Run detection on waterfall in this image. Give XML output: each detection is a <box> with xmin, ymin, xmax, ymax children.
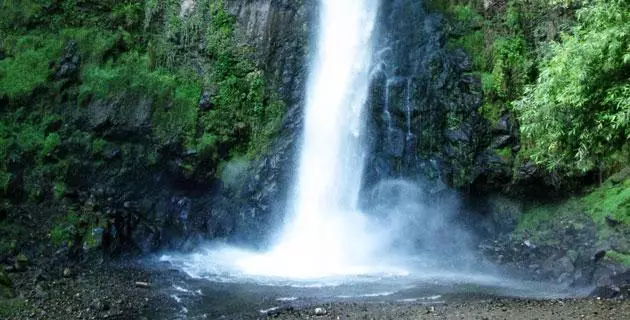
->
<box><xmin>162</xmin><ymin>0</ymin><xmax>411</xmax><ymax>282</ymax></box>
<box><xmin>292</xmin><ymin>0</ymin><xmax>377</xmax><ymax>233</ymax></box>
<box><xmin>233</xmin><ymin>0</ymin><xmax>385</xmax><ymax>278</ymax></box>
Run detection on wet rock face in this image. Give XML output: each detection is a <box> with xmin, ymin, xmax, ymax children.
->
<box><xmin>592</xmin><ymin>270</ymin><xmax>630</xmax><ymax>299</ymax></box>
<box><xmin>478</xmin><ymin>214</ymin><xmax>602</xmax><ymax>285</ymax></box>
<box><xmin>210</xmin><ymin>104</ymin><xmax>303</xmax><ymax>247</ymax></box>
<box><xmin>226</xmin><ymin>0</ymin><xmax>313</xmax><ymax>106</ymax></box>
<box><xmin>364</xmin><ymin>0</ymin><xmax>485</xmax><ymax>192</ymax></box>
<box><xmin>87</xmin><ymin>0</ymin><xmax>313</xmax><ymax>253</ymax></box>
<box><xmin>195</xmin><ymin>0</ymin><xmax>313</xmax><ymax>246</ymax></box>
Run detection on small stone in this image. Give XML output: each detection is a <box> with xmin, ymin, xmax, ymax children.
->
<box><xmin>314</xmin><ymin>307</ymin><xmax>327</xmax><ymax>316</ymax></box>
<box><xmin>91</xmin><ymin>298</ymin><xmax>110</xmax><ymax>311</ymax></box>
<box><xmin>315</xmin><ymin>308</ymin><xmax>328</xmax><ymax>316</ymax></box>
<box><xmin>14</xmin><ymin>253</ymin><xmax>28</xmax><ymax>271</ymax></box>
<box><xmin>63</xmin><ymin>268</ymin><xmax>73</xmax><ymax>278</ymax></box>
<box><xmin>35</xmin><ymin>283</ymin><xmax>48</xmax><ymax>300</ymax></box>
<box><xmin>198</xmin><ymin>88</ymin><xmax>216</xmax><ymax>111</ymax></box>
<box><xmin>135</xmin><ymin>281</ymin><xmax>150</xmax><ymax>288</ymax></box>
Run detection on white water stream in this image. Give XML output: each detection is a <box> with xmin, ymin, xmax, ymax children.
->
<box><xmin>233</xmin><ymin>0</ymin><xmax>385</xmax><ymax>278</ymax></box>
<box><xmin>161</xmin><ymin>0</ymin><xmax>407</xmax><ymax>282</ymax></box>
<box><xmin>157</xmin><ymin>2</ymin><xmax>578</xmax><ymax>304</ymax></box>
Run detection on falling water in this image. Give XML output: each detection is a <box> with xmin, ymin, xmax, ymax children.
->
<box><xmin>156</xmin><ymin>1</ymin><xmax>577</xmax><ymax>307</ymax></box>
<box><xmin>232</xmin><ymin>0</ymin><xmax>390</xmax><ymax>279</ymax></box>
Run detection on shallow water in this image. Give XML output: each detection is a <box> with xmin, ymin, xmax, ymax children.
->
<box><xmin>152</xmin><ymin>248</ymin><xmax>586</xmax><ymax>319</ymax></box>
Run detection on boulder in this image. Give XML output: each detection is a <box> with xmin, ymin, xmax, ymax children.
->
<box><xmin>198</xmin><ymin>87</ymin><xmax>216</xmax><ymax>111</ymax></box>
<box><xmin>490</xmin><ymin>135</ymin><xmax>513</xmax><ymax>149</ymax></box>
<box><xmin>591</xmin><ymin>270</ymin><xmax>630</xmax><ymax>299</ymax></box>
<box><xmin>14</xmin><ymin>253</ymin><xmax>28</xmax><ymax>272</ymax></box>
<box><xmin>53</xmin><ymin>40</ymin><xmax>81</xmax><ymax>81</ymax></box>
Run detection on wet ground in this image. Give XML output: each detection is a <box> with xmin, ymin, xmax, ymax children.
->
<box><xmin>3</xmin><ymin>259</ymin><xmax>629</xmax><ymax>320</ymax></box>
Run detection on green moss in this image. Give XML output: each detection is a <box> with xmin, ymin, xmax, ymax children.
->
<box><xmin>152</xmin><ymin>92</ymin><xmax>199</xmax><ymax>148</ymax></box>
<box><xmin>53</xmin><ymin>181</ymin><xmax>66</xmax><ymax>200</ymax></box>
<box><xmin>448</xmin><ymin>30</ymin><xmax>487</xmax><ymax>70</ymax></box>
<box><xmin>90</xmin><ymin>137</ymin><xmax>107</xmax><ymax>156</ymax></box>
<box><xmin>516</xmin><ymin>173</ymin><xmax>630</xmax><ymax>254</ymax></box>
<box><xmin>0</xmin><ymin>34</ymin><xmax>63</xmax><ymax>100</ymax></box>
<box><xmin>606</xmin><ymin>251</ymin><xmax>630</xmax><ymax>266</ymax></box>
<box><xmin>0</xmin><ymin>299</ymin><xmax>27</xmax><ymax>317</ymax></box>
<box><xmin>496</xmin><ymin>147</ymin><xmax>513</xmax><ymax>161</ymax></box>
<box><xmin>0</xmin><ymin>171</ymin><xmax>10</xmax><ymax>193</ymax></box>
<box><xmin>41</xmin><ymin>133</ymin><xmax>60</xmax><ymax>158</ymax></box>
<box><xmin>50</xmin><ymin>209</ymin><xmax>80</xmax><ymax>246</ymax></box>
<box><xmin>0</xmin><ymin>211</ymin><xmax>22</xmax><ymax>257</ymax></box>
<box><xmin>515</xmin><ymin>199</ymin><xmax>587</xmax><ymax>244</ymax></box>
<box><xmin>197</xmin><ymin>133</ymin><xmax>218</xmax><ymax>157</ymax></box>
<box><xmin>50</xmin><ymin>204</ymin><xmax>106</xmax><ymax>250</ymax></box>
<box><xmin>583</xmin><ymin>177</ymin><xmax>630</xmax><ymax>227</ymax></box>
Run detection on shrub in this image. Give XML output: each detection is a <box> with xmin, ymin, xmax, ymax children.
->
<box><xmin>516</xmin><ymin>0</ymin><xmax>630</xmax><ymax>173</ymax></box>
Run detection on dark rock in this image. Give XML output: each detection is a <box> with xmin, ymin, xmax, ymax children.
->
<box><xmin>14</xmin><ymin>253</ymin><xmax>28</xmax><ymax>272</ymax></box>
<box><xmin>53</xmin><ymin>40</ymin><xmax>81</xmax><ymax>81</ymax></box>
<box><xmin>86</xmin><ymin>97</ymin><xmax>152</xmax><ymax>137</ymax></box>
<box><xmin>199</xmin><ymin>88</ymin><xmax>215</xmax><ymax>111</ymax></box>
<box><xmin>605</xmin><ymin>215</ymin><xmax>620</xmax><ymax>228</ymax></box>
<box><xmin>594</xmin><ymin>250</ymin><xmax>607</xmax><ymax>262</ymax></box>
<box><xmin>33</xmin><ymin>269</ymin><xmax>48</xmax><ymax>283</ymax></box>
<box><xmin>385</xmin><ymin>127</ymin><xmax>406</xmax><ymax>157</ymax></box>
<box><xmin>471</xmin><ymin>150</ymin><xmax>512</xmax><ymax>192</ymax></box>
<box><xmin>516</xmin><ymin>161</ymin><xmax>538</xmax><ymax>181</ymax></box>
<box><xmin>34</xmin><ymin>283</ymin><xmax>48</xmax><ymax>300</ymax></box>
<box><xmin>493</xmin><ymin>113</ymin><xmax>513</xmax><ymax>135</ymax></box>
<box><xmin>480</xmin><ymin>196</ymin><xmax>523</xmax><ymax>236</ymax></box>
<box><xmin>591</xmin><ymin>285</ymin><xmax>621</xmax><ymax>299</ymax></box>
<box><xmin>452</xmin><ymin>48</ymin><xmax>472</xmax><ymax>72</ymax></box>
<box><xmin>91</xmin><ymin>298</ymin><xmax>110</xmax><ymax>311</ymax></box>
<box><xmin>63</xmin><ymin>267</ymin><xmax>73</xmax><ymax>278</ymax></box>
<box><xmin>104</xmin><ymin>147</ymin><xmax>121</xmax><ymax>160</ymax></box>
<box><xmin>445</xmin><ymin>126</ymin><xmax>472</xmax><ymax>143</ymax></box>
<box><xmin>512</xmin><ymin>144</ymin><xmax>521</xmax><ymax>153</ymax></box>
<box><xmin>490</xmin><ymin>135</ymin><xmax>513</xmax><ymax>149</ymax></box>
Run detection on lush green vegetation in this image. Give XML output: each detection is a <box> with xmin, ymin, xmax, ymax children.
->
<box><xmin>439</xmin><ymin>0</ymin><xmax>630</xmax><ymax>176</ymax></box>
<box><xmin>583</xmin><ymin>172</ymin><xmax>630</xmax><ymax>227</ymax></box>
<box><xmin>517</xmin><ymin>0</ymin><xmax>630</xmax><ymax>173</ymax></box>
<box><xmin>0</xmin><ymin>0</ymin><xmax>287</xmax><ymax>250</ymax></box>
<box><xmin>0</xmin><ymin>0</ymin><xmax>285</xmax><ymax>193</ymax></box>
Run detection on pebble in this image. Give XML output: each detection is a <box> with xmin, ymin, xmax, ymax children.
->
<box><xmin>315</xmin><ymin>307</ymin><xmax>327</xmax><ymax>316</ymax></box>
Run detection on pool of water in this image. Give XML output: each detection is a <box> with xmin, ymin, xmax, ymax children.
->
<box><xmin>150</xmin><ymin>247</ymin><xmax>585</xmax><ymax>319</ymax></box>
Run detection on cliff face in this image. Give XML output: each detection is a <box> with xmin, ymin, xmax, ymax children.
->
<box><xmin>227</xmin><ymin>0</ymin><xmax>313</xmax><ymax>107</ymax></box>
<box><xmin>2</xmin><ymin>0</ymin><xmax>614</xmax><ymax>261</ymax></box>
<box><xmin>0</xmin><ymin>0</ymin><xmax>315</xmax><ymax>256</ymax></box>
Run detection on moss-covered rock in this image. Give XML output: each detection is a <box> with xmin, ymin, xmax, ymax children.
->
<box><xmin>511</xmin><ymin>170</ymin><xmax>630</xmax><ymax>271</ymax></box>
